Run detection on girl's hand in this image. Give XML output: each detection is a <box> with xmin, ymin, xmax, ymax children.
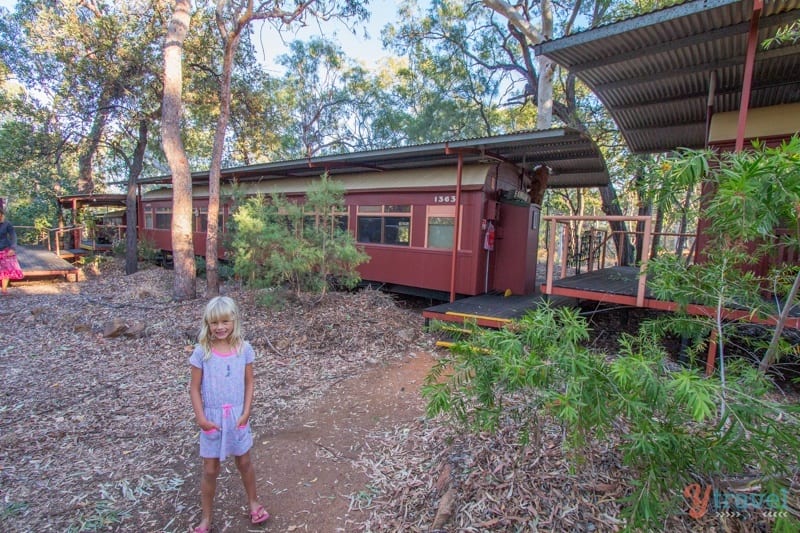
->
<box><xmin>236</xmin><ymin>414</ymin><xmax>249</xmax><ymax>428</ymax></box>
<box><xmin>198</xmin><ymin>418</ymin><xmax>219</xmax><ymax>432</ymax></box>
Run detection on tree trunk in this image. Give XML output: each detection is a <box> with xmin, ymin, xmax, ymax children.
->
<box><xmin>206</xmin><ymin>19</ymin><xmax>243</xmax><ymax>297</ymax></box>
<box><xmin>676</xmin><ymin>187</ymin><xmax>693</xmax><ymax>257</ymax></box>
<box><xmin>76</xmin><ymin>87</ymin><xmax>113</xmax><ymax>194</ymax></box>
<box><xmin>599</xmin><ymin>185</ymin><xmax>634</xmax><ymax>265</ymax></box>
<box><xmin>651</xmin><ymin>207</ymin><xmax>664</xmax><ymax>260</ymax></box>
<box><xmin>634</xmin><ymin>170</ymin><xmax>652</xmax><ymax>263</ymax></box>
<box><xmin>125</xmin><ymin>120</ymin><xmax>148</xmax><ymax>275</ymax></box>
<box><xmin>536</xmin><ymin>0</ymin><xmax>554</xmax><ymax>130</ymax></box>
<box><xmin>759</xmin><ymin>270</ymin><xmax>800</xmax><ymax>373</ymax></box>
<box><xmin>162</xmin><ymin>0</ymin><xmax>195</xmax><ymax>301</ymax></box>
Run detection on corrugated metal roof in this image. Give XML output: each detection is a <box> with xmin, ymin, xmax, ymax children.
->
<box><xmin>139</xmin><ymin>128</ymin><xmax>609</xmax><ymax>189</ymax></box>
<box><xmin>535</xmin><ymin>0</ymin><xmax>800</xmax><ymax>153</ymax></box>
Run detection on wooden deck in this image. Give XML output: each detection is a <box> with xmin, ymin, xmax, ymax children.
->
<box><xmin>424</xmin><ymin>266</ymin><xmax>800</xmax><ymax>330</ymax></box>
<box><xmin>423</xmin><ymin>292</ymin><xmax>576</xmax><ymax>328</ymax></box>
<box><xmin>15</xmin><ymin>246</ymin><xmax>80</xmax><ymax>282</ymax></box>
<box><xmin>546</xmin><ymin>266</ymin><xmax>800</xmax><ymax>329</ymax></box>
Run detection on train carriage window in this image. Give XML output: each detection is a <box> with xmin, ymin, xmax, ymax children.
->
<box><xmin>335</xmin><ymin>214</ymin><xmax>349</xmax><ymax>232</ymax></box>
<box><xmin>155</xmin><ymin>207</ymin><xmax>171</xmax><ymax>230</ymax></box>
<box><xmin>302</xmin><ymin>208</ymin><xmax>349</xmax><ymax>237</ymax></box>
<box><xmin>426</xmin><ymin>205</ymin><xmax>459</xmax><ymax>249</ymax></box>
<box><xmin>356</xmin><ymin>205</ymin><xmax>410</xmax><ymax>246</ymax></box>
<box><xmin>144</xmin><ymin>206</ymin><xmax>154</xmax><ymax>229</ymax></box>
<box><xmin>384</xmin><ymin>217</ymin><xmax>410</xmax><ymax>245</ymax></box>
<box><xmin>196</xmin><ymin>208</ymin><xmax>224</xmax><ymax>233</ymax></box>
<box><xmin>357</xmin><ymin>216</ymin><xmax>382</xmax><ymax>243</ymax></box>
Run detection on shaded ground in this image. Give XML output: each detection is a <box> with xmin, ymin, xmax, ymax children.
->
<box><xmin>1</xmin><ymin>259</ymin><xmax>796</xmax><ymax>532</ymax></box>
<box><xmin>0</xmin><ymin>260</ymin><xmax>436</xmax><ymax>532</ymax></box>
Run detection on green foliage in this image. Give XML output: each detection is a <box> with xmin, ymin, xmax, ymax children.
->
<box><xmin>111</xmin><ymin>237</ymin><xmax>126</xmax><ymax>257</ymax></box>
<box><xmin>425</xmin><ymin>305</ymin><xmax>800</xmax><ymax>530</ymax></box>
<box><xmin>0</xmin><ymin>501</ymin><xmax>28</xmax><ymax>520</ymax></box>
<box><xmin>763</xmin><ymin>19</ymin><xmax>800</xmax><ymax>47</ymax></box>
<box><xmin>136</xmin><ymin>236</ymin><xmax>159</xmax><ymax>264</ymax></box>
<box><xmin>254</xmin><ymin>287</ymin><xmax>290</xmax><ymax>311</ymax></box>
<box><xmin>194</xmin><ymin>256</ymin><xmax>234</xmax><ymax>281</ymax></box>
<box><xmin>647</xmin><ymin>136</ymin><xmax>800</xmax><ymax>373</ymax></box>
<box><xmin>229</xmin><ymin>174</ymin><xmax>368</xmax><ymax>297</ymax></box>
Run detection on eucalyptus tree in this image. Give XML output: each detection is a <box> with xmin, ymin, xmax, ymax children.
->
<box><xmin>163</xmin><ymin>0</ymin><xmax>195</xmax><ymax>300</ymax></box>
<box><xmin>2</xmin><ymin>1</ymin><xmax>194</xmax><ymax>276</ymax></box>
<box><xmin>200</xmin><ymin>0</ymin><xmax>369</xmax><ymax>297</ymax></box>
<box><xmin>380</xmin><ymin>1</ymin><xmax>523</xmax><ymax>143</ymax></box>
<box><xmin>383</xmin><ymin>0</ymin><xmax>644</xmax><ymax>261</ymax></box>
<box><xmin>0</xmin><ymin>84</ymin><xmax>76</xmax><ymax>229</ymax></box>
<box><xmin>3</xmin><ymin>0</ymin><xmax>159</xmax><ymax>195</ymax></box>
<box><xmin>270</xmin><ymin>38</ymin><xmax>361</xmax><ymax>157</ymax></box>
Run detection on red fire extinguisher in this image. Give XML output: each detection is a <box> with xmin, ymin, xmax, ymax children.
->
<box><xmin>483</xmin><ymin>221</ymin><xmax>495</xmax><ymax>251</ymax></box>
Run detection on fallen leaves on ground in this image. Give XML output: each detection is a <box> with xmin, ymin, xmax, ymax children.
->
<box><xmin>1</xmin><ymin>259</ymin><xmax>796</xmax><ymax>532</ymax></box>
<box><xmin>0</xmin><ymin>259</ymin><xmax>431</xmax><ymax>532</ymax></box>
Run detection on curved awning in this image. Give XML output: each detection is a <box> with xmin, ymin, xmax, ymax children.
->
<box><xmin>138</xmin><ymin>128</ymin><xmax>609</xmax><ymax>189</ymax></box>
<box><xmin>535</xmin><ymin>0</ymin><xmax>800</xmax><ymax>153</ymax></box>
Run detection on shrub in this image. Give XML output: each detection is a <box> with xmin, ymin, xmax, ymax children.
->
<box><xmin>229</xmin><ymin>173</ymin><xmax>368</xmax><ymax>297</ymax></box>
<box><xmin>136</xmin><ymin>237</ymin><xmax>159</xmax><ymax>264</ymax></box>
<box><xmin>425</xmin><ymin>305</ymin><xmax>800</xmax><ymax>530</ymax></box>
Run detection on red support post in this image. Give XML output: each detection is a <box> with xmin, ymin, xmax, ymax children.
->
<box><xmin>735</xmin><ymin>0</ymin><xmax>763</xmax><ymax>152</ymax></box>
<box><xmin>448</xmin><ymin>152</ymin><xmax>464</xmax><ymax>303</ymax></box>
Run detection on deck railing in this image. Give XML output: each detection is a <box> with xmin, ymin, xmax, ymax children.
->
<box><xmin>16</xmin><ymin>225</ymin><xmax>89</xmax><ymax>256</ymax></box>
<box><xmin>543</xmin><ymin>215</ymin><xmax>696</xmax><ymax>307</ymax></box>
<box><xmin>79</xmin><ymin>224</ymin><xmax>126</xmax><ymax>251</ymax></box>
<box><xmin>18</xmin><ymin>224</ymin><xmax>131</xmax><ymax>255</ymax></box>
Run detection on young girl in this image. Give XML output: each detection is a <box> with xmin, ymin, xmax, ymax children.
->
<box><xmin>189</xmin><ymin>296</ymin><xmax>269</xmax><ymax>533</ymax></box>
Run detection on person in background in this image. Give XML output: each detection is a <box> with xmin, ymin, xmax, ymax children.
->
<box><xmin>0</xmin><ymin>208</ymin><xmax>23</xmax><ymax>295</ymax></box>
<box><xmin>189</xmin><ymin>296</ymin><xmax>270</xmax><ymax>533</ymax></box>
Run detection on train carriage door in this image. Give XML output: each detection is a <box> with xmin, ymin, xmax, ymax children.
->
<box><xmin>490</xmin><ymin>202</ymin><xmax>540</xmax><ymax>295</ymax></box>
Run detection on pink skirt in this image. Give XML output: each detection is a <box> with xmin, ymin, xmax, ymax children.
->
<box><xmin>0</xmin><ymin>249</ymin><xmax>23</xmax><ymax>280</ymax></box>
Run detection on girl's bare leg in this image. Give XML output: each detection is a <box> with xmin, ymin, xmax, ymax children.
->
<box><xmin>1</xmin><ymin>278</ymin><xmax>8</xmax><ymax>294</ymax></box>
<box><xmin>197</xmin><ymin>458</ymin><xmax>220</xmax><ymax>530</ymax></box>
<box><xmin>234</xmin><ymin>452</ymin><xmax>263</xmax><ymax>513</ymax></box>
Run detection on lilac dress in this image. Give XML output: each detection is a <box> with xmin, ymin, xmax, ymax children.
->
<box><xmin>189</xmin><ymin>341</ymin><xmax>255</xmax><ymax>460</ymax></box>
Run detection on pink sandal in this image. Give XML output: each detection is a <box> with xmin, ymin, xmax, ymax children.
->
<box><xmin>250</xmin><ymin>505</ymin><xmax>270</xmax><ymax>524</ymax></box>
<box><xmin>192</xmin><ymin>526</ymin><xmax>211</xmax><ymax>533</ymax></box>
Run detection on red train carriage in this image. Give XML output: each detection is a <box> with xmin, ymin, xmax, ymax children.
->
<box><xmin>70</xmin><ymin>129</ymin><xmax>609</xmax><ymax>299</ymax></box>
<box><xmin>141</xmin><ymin>164</ymin><xmax>544</xmax><ymax>297</ymax></box>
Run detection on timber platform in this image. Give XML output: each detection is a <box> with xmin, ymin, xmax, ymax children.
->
<box><xmin>15</xmin><ymin>246</ymin><xmax>80</xmax><ymax>282</ymax></box>
<box><xmin>423</xmin><ymin>292</ymin><xmax>576</xmax><ymax>328</ymax></box>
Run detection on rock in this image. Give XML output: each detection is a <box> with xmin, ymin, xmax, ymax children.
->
<box><xmin>123</xmin><ymin>321</ymin><xmax>146</xmax><ymax>338</ymax></box>
<box><xmin>103</xmin><ymin>318</ymin><xmax>128</xmax><ymax>338</ymax></box>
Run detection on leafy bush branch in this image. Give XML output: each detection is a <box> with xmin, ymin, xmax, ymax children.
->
<box><xmin>229</xmin><ymin>173</ymin><xmax>368</xmax><ymax>297</ymax></box>
<box><xmin>650</xmin><ymin>136</ymin><xmax>800</xmax><ymax>375</ymax></box>
<box><xmin>424</xmin><ymin>305</ymin><xmax>800</xmax><ymax>530</ymax></box>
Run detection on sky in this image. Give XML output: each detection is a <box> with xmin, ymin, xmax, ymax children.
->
<box><xmin>0</xmin><ymin>0</ymin><xmax>423</xmax><ymax>72</ymax></box>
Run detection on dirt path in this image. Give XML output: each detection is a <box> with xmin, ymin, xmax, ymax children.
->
<box><xmin>200</xmin><ymin>351</ymin><xmax>436</xmax><ymax>532</ymax></box>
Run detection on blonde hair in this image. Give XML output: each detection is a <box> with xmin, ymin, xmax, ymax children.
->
<box><xmin>198</xmin><ymin>296</ymin><xmax>244</xmax><ymax>360</ymax></box>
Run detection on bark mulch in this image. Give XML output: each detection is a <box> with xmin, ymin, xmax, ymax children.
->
<box><xmin>1</xmin><ymin>259</ymin><xmax>797</xmax><ymax>532</ymax></box>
